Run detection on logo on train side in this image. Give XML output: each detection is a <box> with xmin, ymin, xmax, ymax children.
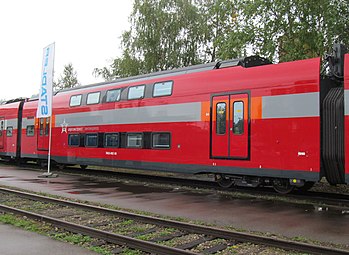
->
<box><xmin>60</xmin><ymin>119</ymin><xmax>68</xmax><ymax>133</ymax></box>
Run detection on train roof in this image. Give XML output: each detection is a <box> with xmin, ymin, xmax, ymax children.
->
<box><xmin>56</xmin><ymin>56</ymin><xmax>271</xmax><ymax>95</ymax></box>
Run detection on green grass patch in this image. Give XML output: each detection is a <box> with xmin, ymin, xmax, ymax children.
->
<box><xmin>0</xmin><ymin>213</ymin><xmax>41</xmax><ymax>232</ymax></box>
<box><xmin>52</xmin><ymin>232</ymin><xmax>92</xmax><ymax>244</ymax></box>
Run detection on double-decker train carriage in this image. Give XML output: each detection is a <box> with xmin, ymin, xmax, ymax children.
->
<box><xmin>0</xmin><ymin>44</ymin><xmax>348</xmax><ymax>193</ymax></box>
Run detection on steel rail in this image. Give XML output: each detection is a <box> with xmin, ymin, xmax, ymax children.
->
<box><xmin>0</xmin><ymin>187</ymin><xmax>348</xmax><ymax>255</ymax></box>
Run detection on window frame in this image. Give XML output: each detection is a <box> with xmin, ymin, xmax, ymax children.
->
<box><xmin>26</xmin><ymin>125</ymin><xmax>35</xmax><ymax>137</ymax></box>
<box><xmin>69</xmin><ymin>94</ymin><xmax>82</xmax><ymax>107</ymax></box>
<box><xmin>216</xmin><ymin>102</ymin><xmax>227</xmax><ymax>135</ymax></box>
<box><xmin>85</xmin><ymin>133</ymin><xmax>98</xmax><ymax>147</ymax></box>
<box><xmin>151</xmin><ymin>132</ymin><xmax>171</xmax><ymax>149</ymax></box>
<box><xmin>104</xmin><ymin>133</ymin><xmax>119</xmax><ymax>148</ymax></box>
<box><xmin>86</xmin><ymin>91</ymin><xmax>101</xmax><ymax>105</ymax></box>
<box><xmin>152</xmin><ymin>81</ymin><xmax>173</xmax><ymax>98</ymax></box>
<box><xmin>106</xmin><ymin>89</ymin><xmax>121</xmax><ymax>103</ymax></box>
<box><xmin>127</xmin><ymin>85</ymin><xmax>146</xmax><ymax>100</ymax></box>
<box><xmin>126</xmin><ymin>133</ymin><xmax>143</xmax><ymax>148</ymax></box>
<box><xmin>6</xmin><ymin>126</ymin><xmax>13</xmax><ymax>137</ymax></box>
<box><xmin>68</xmin><ymin>134</ymin><xmax>80</xmax><ymax>147</ymax></box>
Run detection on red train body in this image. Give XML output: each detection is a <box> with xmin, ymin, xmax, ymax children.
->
<box><xmin>0</xmin><ymin>47</ymin><xmax>348</xmax><ymax>193</ymax></box>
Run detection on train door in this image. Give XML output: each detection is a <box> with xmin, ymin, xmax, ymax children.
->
<box><xmin>0</xmin><ymin>117</ymin><xmax>4</xmax><ymax>149</ymax></box>
<box><xmin>37</xmin><ymin>117</ymin><xmax>50</xmax><ymax>151</ymax></box>
<box><xmin>211</xmin><ymin>92</ymin><xmax>249</xmax><ymax>159</ymax></box>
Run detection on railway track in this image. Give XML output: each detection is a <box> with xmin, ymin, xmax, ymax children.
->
<box><xmin>0</xmin><ymin>187</ymin><xmax>347</xmax><ymax>255</ymax></box>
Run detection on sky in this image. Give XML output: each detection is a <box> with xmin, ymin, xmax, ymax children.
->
<box><xmin>0</xmin><ymin>0</ymin><xmax>134</xmax><ymax>100</ymax></box>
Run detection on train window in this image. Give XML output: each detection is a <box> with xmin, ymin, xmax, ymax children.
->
<box><xmin>153</xmin><ymin>81</ymin><xmax>173</xmax><ymax>97</ymax></box>
<box><xmin>87</xmin><ymin>92</ymin><xmax>101</xmax><ymax>105</ymax></box>
<box><xmin>104</xmin><ymin>133</ymin><xmax>119</xmax><ymax>147</ymax></box>
<box><xmin>0</xmin><ymin>120</ymin><xmax>3</xmax><ymax>136</ymax></box>
<box><xmin>26</xmin><ymin>125</ymin><xmax>35</xmax><ymax>136</ymax></box>
<box><xmin>128</xmin><ymin>85</ymin><xmax>145</xmax><ymax>100</ymax></box>
<box><xmin>70</xmin><ymin>94</ymin><xmax>82</xmax><ymax>107</ymax></box>
<box><xmin>233</xmin><ymin>101</ymin><xmax>244</xmax><ymax>135</ymax></box>
<box><xmin>39</xmin><ymin>119</ymin><xmax>44</xmax><ymax>136</ymax></box>
<box><xmin>68</xmin><ymin>134</ymin><xmax>80</xmax><ymax>147</ymax></box>
<box><xmin>152</xmin><ymin>133</ymin><xmax>171</xmax><ymax>149</ymax></box>
<box><xmin>45</xmin><ymin>118</ymin><xmax>49</xmax><ymax>136</ymax></box>
<box><xmin>6</xmin><ymin>126</ymin><xmax>13</xmax><ymax>137</ymax></box>
<box><xmin>106</xmin><ymin>89</ymin><xmax>121</xmax><ymax>102</ymax></box>
<box><xmin>216</xmin><ymin>103</ymin><xmax>226</xmax><ymax>134</ymax></box>
<box><xmin>85</xmin><ymin>133</ymin><xmax>98</xmax><ymax>147</ymax></box>
<box><xmin>127</xmin><ymin>133</ymin><xmax>143</xmax><ymax>148</ymax></box>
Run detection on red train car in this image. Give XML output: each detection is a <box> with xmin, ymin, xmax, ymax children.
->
<box><xmin>0</xmin><ymin>100</ymin><xmax>24</xmax><ymax>160</ymax></box>
<box><xmin>1</xmin><ymin>45</ymin><xmax>348</xmax><ymax>193</ymax></box>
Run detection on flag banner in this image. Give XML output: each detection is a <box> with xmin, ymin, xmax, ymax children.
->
<box><xmin>37</xmin><ymin>43</ymin><xmax>55</xmax><ymax>118</ymax></box>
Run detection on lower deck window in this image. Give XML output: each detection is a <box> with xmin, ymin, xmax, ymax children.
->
<box><xmin>68</xmin><ymin>134</ymin><xmax>80</xmax><ymax>147</ymax></box>
<box><xmin>6</xmin><ymin>127</ymin><xmax>13</xmax><ymax>137</ymax></box>
<box><xmin>26</xmin><ymin>125</ymin><xmax>35</xmax><ymax>136</ymax></box>
<box><xmin>85</xmin><ymin>134</ymin><xmax>98</xmax><ymax>147</ymax></box>
<box><xmin>127</xmin><ymin>133</ymin><xmax>143</xmax><ymax>148</ymax></box>
<box><xmin>104</xmin><ymin>133</ymin><xmax>119</xmax><ymax>147</ymax></box>
<box><xmin>152</xmin><ymin>133</ymin><xmax>170</xmax><ymax>149</ymax></box>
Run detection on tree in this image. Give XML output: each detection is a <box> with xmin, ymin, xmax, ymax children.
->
<box><xmin>233</xmin><ymin>0</ymin><xmax>349</xmax><ymax>62</ymax></box>
<box><xmin>54</xmin><ymin>63</ymin><xmax>80</xmax><ymax>91</ymax></box>
<box><xmin>94</xmin><ymin>0</ymin><xmax>207</xmax><ymax>80</ymax></box>
<box><xmin>196</xmin><ymin>0</ymin><xmax>245</xmax><ymax>61</ymax></box>
<box><xmin>95</xmin><ymin>0</ymin><xmax>349</xmax><ymax>81</ymax></box>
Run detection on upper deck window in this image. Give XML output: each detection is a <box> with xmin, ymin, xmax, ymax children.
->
<box><xmin>70</xmin><ymin>94</ymin><xmax>82</xmax><ymax>107</ymax></box>
<box><xmin>153</xmin><ymin>81</ymin><xmax>173</xmax><ymax>97</ymax></box>
<box><xmin>128</xmin><ymin>85</ymin><xmax>145</xmax><ymax>100</ymax></box>
<box><xmin>106</xmin><ymin>89</ymin><xmax>121</xmax><ymax>102</ymax></box>
<box><xmin>87</xmin><ymin>92</ymin><xmax>101</xmax><ymax>105</ymax></box>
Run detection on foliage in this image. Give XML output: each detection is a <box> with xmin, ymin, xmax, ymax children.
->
<box><xmin>94</xmin><ymin>0</ymin><xmax>206</xmax><ymax>80</ymax></box>
<box><xmin>95</xmin><ymin>0</ymin><xmax>349</xmax><ymax>80</ymax></box>
<box><xmin>235</xmin><ymin>0</ymin><xmax>349</xmax><ymax>62</ymax></box>
<box><xmin>54</xmin><ymin>63</ymin><xmax>80</xmax><ymax>91</ymax></box>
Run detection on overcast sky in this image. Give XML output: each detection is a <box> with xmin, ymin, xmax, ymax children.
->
<box><xmin>0</xmin><ymin>0</ymin><xmax>133</xmax><ymax>100</ymax></box>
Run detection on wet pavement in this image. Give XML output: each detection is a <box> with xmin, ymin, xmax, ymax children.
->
<box><xmin>0</xmin><ymin>164</ymin><xmax>348</xmax><ymax>246</ymax></box>
<box><xmin>0</xmin><ymin>223</ymin><xmax>98</xmax><ymax>255</ymax></box>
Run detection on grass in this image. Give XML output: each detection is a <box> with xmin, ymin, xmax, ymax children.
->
<box><xmin>0</xmin><ymin>213</ymin><xmax>42</xmax><ymax>232</ymax></box>
<box><xmin>0</xmin><ymin>213</ymin><xmax>115</xmax><ymax>255</ymax></box>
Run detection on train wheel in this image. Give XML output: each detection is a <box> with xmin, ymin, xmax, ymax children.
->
<box><xmin>215</xmin><ymin>174</ymin><xmax>234</xmax><ymax>188</ymax></box>
<box><xmin>80</xmin><ymin>165</ymin><xmax>88</xmax><ymax>170</ymax></box>
<box><xmin>273</xmin><ymin>179</ymin><xmax>294</xmax><ymax>194</ymax></box>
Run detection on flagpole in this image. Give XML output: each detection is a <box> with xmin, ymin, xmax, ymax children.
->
<box><xmin>46</xmin><ymin>42</ymin><xmax>55</xmax><ymax>176</ymax></box>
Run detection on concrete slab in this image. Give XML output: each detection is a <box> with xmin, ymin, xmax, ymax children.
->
<box><xmin>0</xmin><ymin>164</ymin><xmax>348</xmax><ymax>246</ymax></box>
<box><xmin>0</xmin><ymin>223</ymin><xmax>97</xmax><ymax>255</ymax></box>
